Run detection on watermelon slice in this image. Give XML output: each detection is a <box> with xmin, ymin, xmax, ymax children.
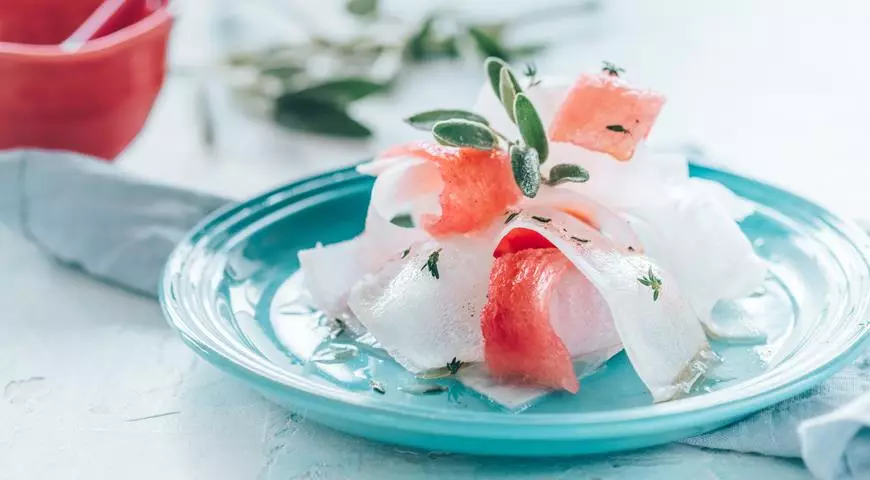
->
<box><xmin>481</xmin><ymin>248</ymin><xmax>580</xmax><ymax>393</ymax></box>
<box><xmin>491</xmin><ymin>209</ymin><xmax>714</xmax><ymax>401</ymax></box>
<box><xmin>378</xmin><ymin>143</ymin><xmax>522</xmax><ymax>237</ymax></box>
<box><xmin>549</xmin><ymin>74</ymin><xmax>665</xmax><ymax>161</ymax></box>
<box><xmin>493</xmin><ymin>227</ymin><xmax>556</xmax><ymax>258</ymax></box>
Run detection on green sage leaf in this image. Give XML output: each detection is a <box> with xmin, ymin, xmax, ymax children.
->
<box><xmin>275</xmin><ymin>96</ymin><xmax>371</xmax><ymax>138</ymax></box>
<box><xmin>405</xmin><ymin>109</ymin><xmax>489</xmax><ymax>131</ymax></box>
<box><xmin>509</xmin><ymin>144</ymin><xmax>541</xmax><ymax>198</ymax></box>
<box><xmin>546</xmin><ymin>163</ymin><xmax>590</xmax><ymax>185</ymax></box>
<box><xmin>499</xmin><ymin>67</ymin><xmax>519</xmax><ymax>122</ymax></box>
<box><xmin>485</xmin><ymin>57</ymin><xmax>521</xmax><ymax>101</ymax></box>
<box><xmin>432</xmin><ymin>119</ymin><xmax>496</xmax><ymax>150</ymax></box>
<box><xmin>290</xmin><ymin>78</ymin><xmax>386</xmax><ymax>105</ymax></box>
<box><xmin>468</xmin><ymin>27</ymin><xmax>509</xmax><ymax>60</ymax></box>
<box><xmin>513</xmin><ymin>93</ymin><xmax>549</xmax><ymax>162</ymax></box>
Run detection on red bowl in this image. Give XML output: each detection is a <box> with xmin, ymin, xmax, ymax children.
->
<box><xmin>0</xmin><ymin>0</ymin><xmax>173</xmax><ymax>160</ymax></box>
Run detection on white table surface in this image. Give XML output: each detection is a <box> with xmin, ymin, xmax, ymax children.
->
<box><xmin>3</xmin><ymin>0</ymin><xmax>869</xmax><ymax>478</ymax></box>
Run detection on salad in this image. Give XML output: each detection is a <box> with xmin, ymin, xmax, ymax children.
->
<box><xmin>298</xmin><ymin>59</ymin><xmax>767</xmax><ymax>409</ymax></box>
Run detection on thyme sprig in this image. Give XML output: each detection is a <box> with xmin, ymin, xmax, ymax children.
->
<box><xmin>446</xmin><ymin>357</ymin><xmax>464</xmax><ymax>375</ymax></box>
<box><xmin>523</xmin><ymin>62</ymin><xmax>541</xmax><ymax>88</ymax></box>
<box><xmin>422</xmin><ymin>248</ymin><xmax>442</xmax><ymax>279</ymax></box>
<box><xmin>638</xmin><ymin>267</ymin><xmax>663</xmax><ymax>301</ymax></box>
<box><xmin>602</xmin><ymin>61</ymin><xmax>625</xmax><ymax>77</ymax></box>
<box><xmin>606</xmin><ymin>124</ymin><xmax>631</xmax><ymax>135</ymax></box>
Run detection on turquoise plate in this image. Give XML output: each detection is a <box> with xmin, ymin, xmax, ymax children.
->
<box><xmin>160</xmin><ymin>164</ymin><xmax>870</xmax><ymax>456</ymax></box>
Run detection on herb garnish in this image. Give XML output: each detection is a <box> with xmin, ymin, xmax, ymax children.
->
<box><xmin>390</xmin><ymin>213</ymin><xmax>415</xmax><ymax>228</ymax></box>
<box><xmin>545</xmin><ymin>163</ymin><xmax>589</xmax><ymax>186</ymax></box>
<box><xmin>523</xmin><ymin>62</ymin><xmax>541</xmax><ymax>88</ymax></box>
<box><xmin>637</xmin><ymin>267</ymin><xmax>663</xmax><ymax>301</ymax></box>
<box><xmin>422</xmin><ymin>248</ymin><xmax>442</xmax><ymax>279</ymax></box>
<box><xmin>510</xmin><ymin>143</ymin><xmax>541</xmax><ymax>197</ymax></box>
<box><xmin>446</xmin><ymin>357</ymin><xmax>463</xmax><ymax>375</ymax></box>
<box><xmin>606</xmin><ymin>124</ymin><xmax>631</xmax><ymax>134</ymax></box>
<box><xmin>531</xmin><ymin>215</ymin><xmax>551</xmax><ymax>223</ymax></box>
<box><xmin>405</xmin><ymin>58</ymin><xmax>613</xmax><ymax>197</ymax></box>
<box><xmin>602</xmin><ymin>61</ymin><xmax>625</xmax><ymax>77</ymax></box>
<box><xmin>401</xmin><ymin>248</ymin><xmax>411</xmax><ymax>259</ymax></box>
<box><xmin>504</xmin><ymin>211</ymin><xmax>521</xmax><ymax>224</ymax></box>
<box><xmin>405</xmin><ymin>110</ymin><xmax>489</xmax><ymax>131</ymax></box>
<box><xmin>370</xmin><ymin>380</ymin><xmax>386</xmax><ymax>394</ymax></box>
<box><xmin>332</xmin><ymin>318</ymin><xmax>347</xmax><ymax>338</ymax></box>
<box><xmin>571</xmin><ymin>236</ymin><xmax>590</xmax><ymax>243</ymax></box>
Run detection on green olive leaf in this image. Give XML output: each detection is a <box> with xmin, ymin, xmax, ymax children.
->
<box><xmin>405</xmin><ymin>109</ymin><xmax>490</xmax><ymax>131</ymax></box>
<box><xmin>546</xmin><ymin>163</ymin><xmax>590</xmax><ymax>185</ymax></box>
<box><xmin>432</xmin><ymin>119</ymin><xmax>496</xmax><ymax>150</ymax></box>
<box><xmin>468</xmin><ymin>27</ymin><xmax>509</xmax><ymax>60</ymax></box>
<box><xmin>274</xmin><ymin>96</ymin><xmax>372</xmax><ymax>138</ymax></box>
<box><xmin>406</xmin><ymin>14</ymin><xmax>461</xmax><ymax>61</ymax></box>
<box><xmin>509</xmin><ymin>144</ymin><xmax>541</xmax><ymax>198</ymax></box>
<box><xmin>513</xmin><ymin>93</ymin><xmax>549</xmax><ymax>162</ymax></box>
<box><xmin>260</xmin><ymin>65</ymin><xmax>305</xmax><ymax>80</ymax></box>
<box><xmin>406</xmin><ymin>15</ymin><xmax>436</xmax><ymax>60</ymax></box>
<box><xmin>289</xmin><ymin>78</ymin><xmax>386</xmax><ymax>105</ymax></box>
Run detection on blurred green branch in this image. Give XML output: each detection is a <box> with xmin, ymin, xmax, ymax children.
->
<box><xmin>225</xmin><ymin>0</ymin><xmax>600</xmax><ymax>138</ymax></box>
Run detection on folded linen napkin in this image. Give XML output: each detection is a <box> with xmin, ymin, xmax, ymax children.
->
<box><xmin>0</xmin><ymin>150</ymin><xmax>226</xmax><ymax>296</ymax></box>
<box><xmin>1</xmin><ymin>149</ymin><xmax>868</xmax><ymax>479</ymax></box>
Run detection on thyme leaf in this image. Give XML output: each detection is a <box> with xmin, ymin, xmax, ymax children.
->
<box><xmin>422</xmin><ymin>248</ymin><xmax>442</xmax><ymax>279</ymax></box>
<box><xmin>606</xmin><ymin>124</ymin><xmax>631</xmax><ymax>134</ymax></box>
<box><xmin>637</xmin><ymin>266</ymin><xmax>663</xmax><ymax>302</ymax></box>
<box><xmin>602</xmin><ymin>61</ymin><xmax>625</xmax><ymax>77</ymax></box>
<box><xmin>446</xmin><ymin>357</ymin><xmax>463</xmax><ymax>375</ymax></box>
<box><xmin>370</xmin><ymin>380</ymin><xmax>386</xmax><ymax>394</ymax></box>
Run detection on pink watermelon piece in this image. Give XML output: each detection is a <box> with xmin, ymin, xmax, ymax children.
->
<box><xmin>481</xmin><ymin>247</ymin><xmax>579</xmax><ymax>393</ymax></box>
<box><xmin>386</xmin><ymin>143</ymin><xmax>522</xmax><ymax>237</ymax></box>
<box><xmin>549</xmin><ymin>74</ymin><xmax>666</xmax><ymax>161</ymax></box>
<box><xmin>493</xmin><ymin>227</ymin><xmax>556</xmax><ymax>258</ymax></box>
<box><xmin>493</xmin><ymin>206</ymin><xmax>601</xmax><ymax>258</ymax></box>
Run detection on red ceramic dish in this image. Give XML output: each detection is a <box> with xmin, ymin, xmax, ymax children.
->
<box><xmin>0</xmin><ymin>0</ymin><xmax>172</xmax><ymax>160</ymax></box>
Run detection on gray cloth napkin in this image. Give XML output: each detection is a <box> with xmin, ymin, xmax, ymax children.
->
<box><xmin>1</xmin><ymin>149</ymin><xmax>868</xmax><ymax>479</ymax></box>
<box><xmin>0</xmin><ymin>150</ymin><xmax>226</xmax><ymax>296</ymax></box>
